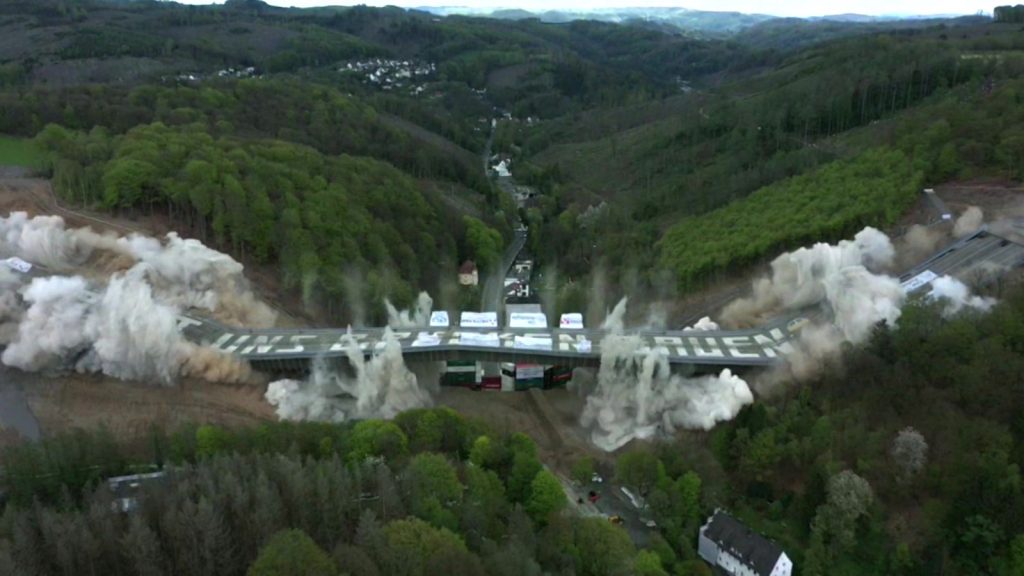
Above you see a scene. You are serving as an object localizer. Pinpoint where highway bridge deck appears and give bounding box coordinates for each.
[168,227,1024,372]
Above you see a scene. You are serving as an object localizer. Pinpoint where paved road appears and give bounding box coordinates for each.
[480,228,527,313]
[563,469,654,547]
[178,312,802,368]
[172,227,1024,372]
[0,367,41,441]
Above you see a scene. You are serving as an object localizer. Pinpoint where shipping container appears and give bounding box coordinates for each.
[501,362,544,391]
[544,366,573,389]
[441,360,479,387]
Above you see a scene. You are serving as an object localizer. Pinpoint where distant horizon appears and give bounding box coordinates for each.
[173,0,991,19]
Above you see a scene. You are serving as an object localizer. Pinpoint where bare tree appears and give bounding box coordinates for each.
[891,427,928,483]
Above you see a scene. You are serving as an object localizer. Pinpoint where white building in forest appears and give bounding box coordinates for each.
[698,510,792,576]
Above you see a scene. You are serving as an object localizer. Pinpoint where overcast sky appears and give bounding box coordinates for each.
[175,0,988,18]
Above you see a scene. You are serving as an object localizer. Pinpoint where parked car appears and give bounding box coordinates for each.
[591,473,603,484]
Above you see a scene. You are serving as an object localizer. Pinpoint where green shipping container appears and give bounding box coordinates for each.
[442,361,478,387]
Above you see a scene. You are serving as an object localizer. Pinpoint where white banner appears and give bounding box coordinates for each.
[559,313,584,329]
[460,312,498,328]
[460,332,500,347]
[514,335,553,350]
[509,312,548,329]
[429,311,450,328]
[901,269,938,293]
[516,365,545,379]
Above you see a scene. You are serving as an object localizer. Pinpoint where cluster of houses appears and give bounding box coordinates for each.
[170,66,260,84]
[217,66,259,78]
[340,59,436,94]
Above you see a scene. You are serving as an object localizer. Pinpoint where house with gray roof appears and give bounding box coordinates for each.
[698,509,792,576]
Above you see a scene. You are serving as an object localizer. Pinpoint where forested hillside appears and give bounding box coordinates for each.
[515,19,1024,292]
[2,0,1007,316]
[0,409,688,576]
[0,0,779,322]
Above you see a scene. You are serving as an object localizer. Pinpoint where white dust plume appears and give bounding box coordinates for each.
[722,227,903,342]
[385,292,433,328]
[0,212,91,270]
[120,233,276,328]
[684,316,720,331]
[581,299,753,451]
[928,275,996,317]
[265,328,431,422]
[601,297,629,333]
[954,206,984,238]
[728,225,1000,387]
[0,212,265,384]
[2,266,253,385]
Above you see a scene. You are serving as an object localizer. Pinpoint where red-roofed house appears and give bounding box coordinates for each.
[459,260,478,286]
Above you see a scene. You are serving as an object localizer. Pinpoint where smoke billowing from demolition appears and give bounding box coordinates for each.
[954,206,984,238]
[581,217,1001,450]
[385,291,433,328]
[265,328,431,422]
[724,221,997,384]
[929,275,996,317]
[600,296,629,332]
[0,212,265,384]
[581,299,754,451]
[722,227,902,340]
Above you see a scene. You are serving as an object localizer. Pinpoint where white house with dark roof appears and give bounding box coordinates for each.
[698,510,792,576]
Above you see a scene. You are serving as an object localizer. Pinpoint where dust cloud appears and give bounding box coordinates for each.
[581,298,754,451]
[0,212,267,385]
[265,328,432,422]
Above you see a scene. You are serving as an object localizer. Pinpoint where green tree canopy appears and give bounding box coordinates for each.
[247,529,336,576]
[349,420,409,463]
[526,469,567,525]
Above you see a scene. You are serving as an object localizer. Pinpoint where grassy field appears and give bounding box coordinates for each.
[0,135,44,169]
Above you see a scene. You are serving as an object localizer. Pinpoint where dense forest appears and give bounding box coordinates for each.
[513,21,1024,292]
[4,1,1017,310]
[0,0,775,322]
[0,409,693,576]
[5,287,1024,574]
[2,2,1024,575]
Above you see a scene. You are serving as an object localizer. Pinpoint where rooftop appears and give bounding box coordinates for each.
[703,510,785,575]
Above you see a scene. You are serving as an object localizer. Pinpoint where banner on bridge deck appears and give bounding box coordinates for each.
[559,313,584,329]
[460,332,500,347]
[509,312,548,329]
[429,311,450,328]
[901,269,938,293]
[460,311,498,328]
[514,335,553,350]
